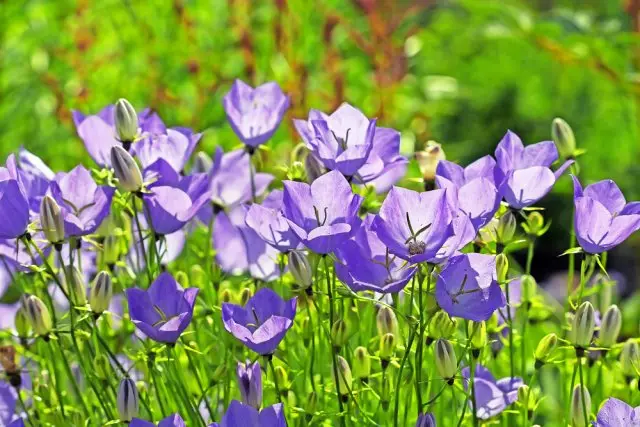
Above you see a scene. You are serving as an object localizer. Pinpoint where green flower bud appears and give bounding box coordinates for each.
[620,339,639,378]
[435,339,457,382]
[239,288,252,306]
[14,306,30,338]
[517,385,536,408]
[520,275,537,303]
[190,265,206,288]
[114,98,138,143]
[415,141,445,182]
[306,391,318,415]
[300,317,312,343]
[289,251,312,290]
[571,302,595,350]
[496,254,509,283]
[336,356,353,397]
[496,212,516,245]
[274,365,290,392]
[551,117,576,159]
[331,320,349,349]
[102,234,121,265]
[570,384,591,427]
[89,271,113,314]
[379,333,396,363]
[111,146,143,192]
[487,312,499,332]
[40,195,65,244]
[469,321,487,350]
[94,354,111,380]
[526,212,545,236]
[534,333,558,365]
[63,266,87,306]
[598,305,621,348]
[117,378,139,421]
[380,375,392,411]
[219,288,232,304]
[353,346,371,381]
[175,271,189,288]
[22,295,52,337]
[376,307,399,338]
[428,311,458,341]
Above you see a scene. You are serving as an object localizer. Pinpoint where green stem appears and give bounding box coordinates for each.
[132,198,152,283]
[393,324,417,427]
[505,281,515,379]
[268,357,283,403]
[578,358,589,427]
[323,256,345,427]
[45,341,66,418]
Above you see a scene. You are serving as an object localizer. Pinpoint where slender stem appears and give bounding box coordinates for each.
[393,324,416,426]
[526,239,535,275]
[55,340,91,419]
[132,198,152,283]
[469,349,479,427]
[182,339,214,419]
[323,256,345,427]
[306,302,317,392]
[149,364,168,417]
[45,340,66,418]
[564,363,578,426]
[268,357,283,403]
[505,282,515,379]
[578,358,589,426]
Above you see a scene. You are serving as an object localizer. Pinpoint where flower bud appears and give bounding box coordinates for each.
[517,385,536,409]
[376,307,399,338]
[353,347,371,381]
[598,305,621,348]
[306,391,318,415]
[40,195,65,244]
[570,384,591,427]
[63,266,87,306]
[620,339,639,378]
[416,413,436,427]
[175,271,189,288]
[289,252,312,290]
[111,146,143,192]
[379,333,396,363]
[14,306,30,338]
[434,339,457,381]
[571,302,595,350]
[534,333,558,365]
[469,321,487,350]
[526,212,545,236]
[114,98,138,143]
[520,275,537,304]
[90,271,113,314]
[219,288,232,304]
[496,253,509,283]
[331,320,349,349]
[94,354,111,380]
[428,311,457,342]
[22,295,52,336]
[551,117,576,159]
[190,265,205,288]
[102,234,121,265]
[274,365,290,392]
[236,360,262,409]
[117,378,139,421]
[192,151,213,174]
[415,141,445,182]
[336,356,352,397]
[496,212,516,245]
[239,288,252,306]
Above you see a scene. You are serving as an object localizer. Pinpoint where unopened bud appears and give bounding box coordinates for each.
[534,333,558,365]
[434,339,457,381]
[415,141,445,182]
[236,360,262,408]
[289,252,312,290]
[111,146,143,192]
[22,295,52,336]
[517,385,536,408]
[117,378,139,421]
[219,288,232,304]
[526,212,545,236]
[102,234,121,265]
[63,266,87,306]
[331,320,349,349]
[496,212,516,245]
[469,321,487,350]
[190,265,205,287]
[274,365,289,392]
[114,98,138,143]
[551,117,576,159]
[90,271,113,314]
[306,391,318,415]
[570,384,591,427]
[520,275,537,304]
[175,271,189,288]
[620,339,640,378]
[379,333,396,362]
[353,347,371,381]
[336,356,352,397]
[94,354,111,380]
[14,306,30,338]
[239,288,252,306]
[40,195,65,244]
[428,311,457,341]
[598,305,621,348]
[496,253,509,283]
[376,307,399,338]
[416,413,436,427]
[572,302,595,350]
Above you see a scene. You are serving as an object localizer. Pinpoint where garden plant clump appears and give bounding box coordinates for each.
[0,80,639,427]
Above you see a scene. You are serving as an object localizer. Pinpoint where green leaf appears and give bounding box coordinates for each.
[0,284,22,304]
[559,247,583,256]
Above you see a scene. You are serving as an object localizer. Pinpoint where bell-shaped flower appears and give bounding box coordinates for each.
[245,190,301,253]
[222,288,296,355]
[0,160,31,239]
[13,148,54,213]
[572,176,640,254]
[494,130,572,209]
[208,401,287,427]
[371,186,455,263]
[132,125,201,173]
[126,272,198,343]
[353,127,408,193]
[223,80,290,148]
[294,103,376,178]
[282,170,363,254]
[237,360,262,409]
[130,414,187,427]
[593,397,640,426]
[435,253,505,322]
[335,214,417,294]
[461,364,523,420]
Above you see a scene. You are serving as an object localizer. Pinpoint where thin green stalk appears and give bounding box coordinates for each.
[149,363,168,417]
[171,347,206,426]
[525,239,534,275]
[521,307,529,378]
[469,348,479,427]
[323,256,345,427]
[393,324,417,427]
[505,282,515,379]
[182,340,214,419]
[54,340,90,419]
[44,341,66,418]
[306,302,317,392]
[578,359,589,427]
[564,363,578,426]
[132,199,152,283]
[268,357,283,403]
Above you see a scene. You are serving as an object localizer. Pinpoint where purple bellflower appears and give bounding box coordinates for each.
[293,103,376,178]
[209,401,287,427]
[13,148,54,213]
[572,176,640,254]
[593,397,640,426]
[353,127,408,193]
[371,186,455,263]
[223,80,290,149]
[126,272,198,343]
[435,253,505,322]
[282,170,362,254]
[416,412,436,427]
[335,214,417,294]
[0,159,31,239]
[0,381,17,426]
[494,130,572,209]
[222,288,296,355]
[428,215,476,265]
[237,360,262,409]
[461,364,523,420]
[130,414,186,427]
[245,190,301,253]
[132,125,201,173]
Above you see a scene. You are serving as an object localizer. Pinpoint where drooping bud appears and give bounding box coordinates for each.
[598,305,621,348]
[289,252,312,290]
[415,141,445,183]
[21,295,52,337]
[192,151,213,174]
[620,339,640,378]
[89,271,113,314]
[353,347,371,381]
[40,195,65,245]
[331,320,349,350]
[551,117,576,159]
[239,288,252,306]
[336,356,353,399]
[570,384,591,427]
[571,302,595,351]
[236,360,262,409]
[416,413,437,427]
[428,311,457,343]
[496,253,509,283]
[496,211,516,246]
[114,98,138,143]
[434,339,457,382]
[117,378,139,421]
[376,307,399,338]
[110,146,143,192]
[189,265,205,288]
[379,333,396,367]
[534,333,558,367]
[63,266,87,306]
[469,321,487,351]
[520,275,537,304]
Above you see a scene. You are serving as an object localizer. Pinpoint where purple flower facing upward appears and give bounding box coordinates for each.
[294,103,376,178]
[335,214,417,294]
[593,397,640,426]
[494,130,573,209]
[245,190,301,253]
[428,215,476,265]
[237,360,262,409]
[435,254,505,322]
[126,272,198,343]
[353,127,408,193]
[222,288,296,355]
[208,401,287,427]
[223,80,290,148]
[572,176,640,254]
[371,186,455,263]
[13,148,54,213]
[461,364,523,420]
[48,165,115,237]
[142,159,211,235]
[132,125,201,173]
[130,413,186,427]
[282,170,363,254]
[436,155,500,231]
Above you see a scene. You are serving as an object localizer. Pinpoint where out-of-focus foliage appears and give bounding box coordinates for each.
[2,0,640,260]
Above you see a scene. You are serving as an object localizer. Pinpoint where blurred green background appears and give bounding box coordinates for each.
[2,0,640,287]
